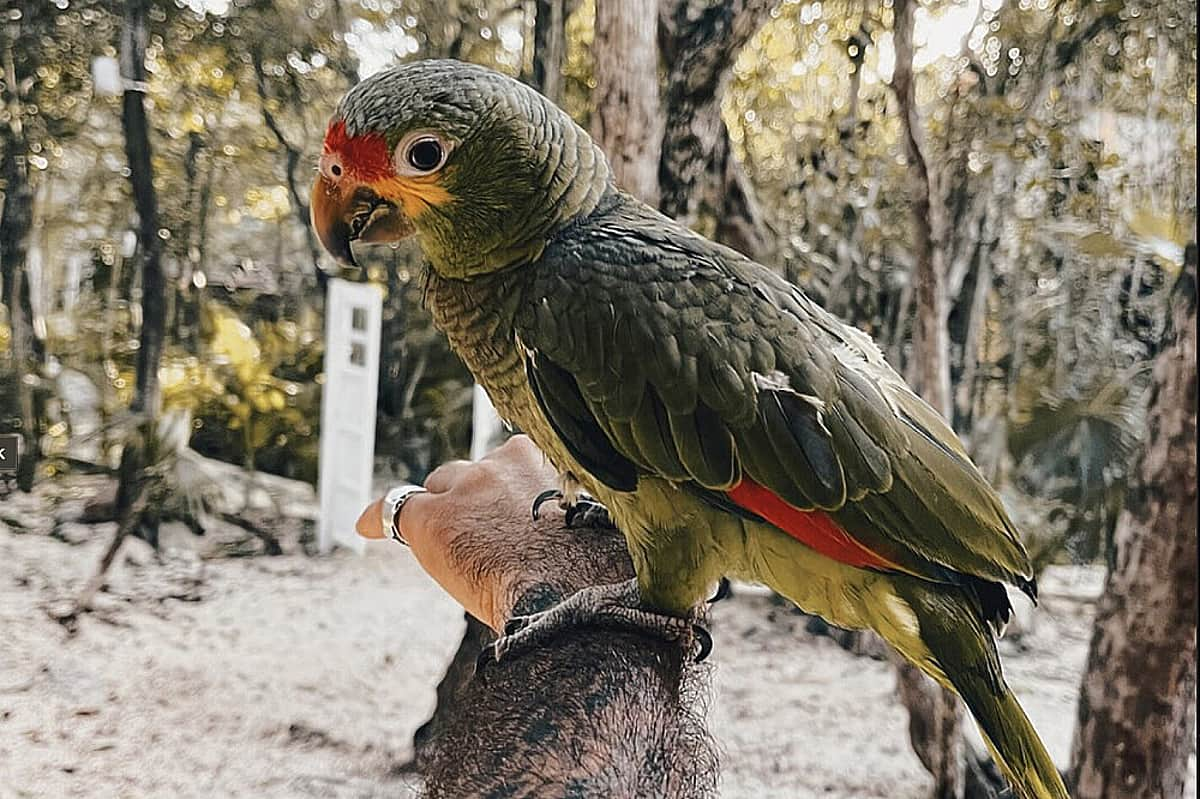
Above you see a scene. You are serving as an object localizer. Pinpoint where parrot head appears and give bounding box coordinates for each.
[312,59,611,278]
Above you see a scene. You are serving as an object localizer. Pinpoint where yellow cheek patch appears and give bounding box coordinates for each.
[373,175,453,218]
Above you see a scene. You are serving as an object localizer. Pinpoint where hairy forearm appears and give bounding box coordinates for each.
[421,616,718,799]
[408,496,717,798]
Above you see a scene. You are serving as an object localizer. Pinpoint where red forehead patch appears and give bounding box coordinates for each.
[324,120,392,182]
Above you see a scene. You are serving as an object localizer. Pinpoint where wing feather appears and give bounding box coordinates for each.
[517,196,1034,594]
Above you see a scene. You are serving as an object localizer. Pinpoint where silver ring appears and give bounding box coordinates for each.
[381,485,427,545]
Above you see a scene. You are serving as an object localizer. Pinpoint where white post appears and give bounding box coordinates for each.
[317,279,382,554]
[469,384,507,461]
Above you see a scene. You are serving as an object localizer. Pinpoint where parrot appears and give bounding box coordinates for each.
[311,59,1069,799]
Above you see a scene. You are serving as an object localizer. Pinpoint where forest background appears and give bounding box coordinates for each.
[0,0,1195,797]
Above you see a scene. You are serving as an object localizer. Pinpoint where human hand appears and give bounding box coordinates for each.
[356,435,632,631]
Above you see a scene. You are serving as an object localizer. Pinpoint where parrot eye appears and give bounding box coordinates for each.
[406,138,445,171]
[394,132,452,176]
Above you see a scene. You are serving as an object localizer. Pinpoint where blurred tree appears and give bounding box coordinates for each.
[1069,243,1197,799]
[107,0,168,560]
[889,2,963,795]
[591,0,660,202]
[250,43,327,292]
[122,0,166,418]
[530,0,574,103]
[0,2,49,491]
[891,0,949,415]
[658,0,772,258]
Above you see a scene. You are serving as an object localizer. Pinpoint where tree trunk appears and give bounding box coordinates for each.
[62,0,169,614]
[590,0,661,205]
[1,24,44,492]
[711,129,768,258]
[657,0,772,259]
[121,0,165,417]
[111,0,165,554]
[0,146,33,324]
[1068,243,1198,799]
[172,131,205,349]
[892,0,950,416]
[531,0,568,105]
[890,1,965,796]
[3,251,41,493]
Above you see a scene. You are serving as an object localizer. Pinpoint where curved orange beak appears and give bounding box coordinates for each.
[310,174,415,267]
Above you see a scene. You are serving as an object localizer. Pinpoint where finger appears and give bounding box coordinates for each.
[356,498,386,539]
[393,490,435,547]
[423,459,473,494]
[398,491,487,616]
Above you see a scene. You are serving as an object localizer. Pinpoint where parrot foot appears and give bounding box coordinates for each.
[530,489,615,530]
[481,578,712,665]
[565,498,614,529]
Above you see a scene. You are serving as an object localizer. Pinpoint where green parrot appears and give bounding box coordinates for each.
[312,60,1069,799]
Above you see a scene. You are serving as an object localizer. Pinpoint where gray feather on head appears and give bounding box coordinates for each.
[337,60,568,147]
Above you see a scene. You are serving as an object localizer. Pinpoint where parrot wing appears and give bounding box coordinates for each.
[515,201,1035,599]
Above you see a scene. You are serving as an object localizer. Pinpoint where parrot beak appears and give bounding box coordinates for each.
[310,174,414,267]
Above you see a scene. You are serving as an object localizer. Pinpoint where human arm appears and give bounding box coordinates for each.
[357,436,717,798]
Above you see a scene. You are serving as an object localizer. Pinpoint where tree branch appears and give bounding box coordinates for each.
[250,45,325,287]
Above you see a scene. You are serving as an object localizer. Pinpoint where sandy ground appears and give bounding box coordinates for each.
[0,496,1195,799]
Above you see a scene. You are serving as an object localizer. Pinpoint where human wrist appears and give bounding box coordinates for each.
[507,582,566,620]
[497,564,626,631]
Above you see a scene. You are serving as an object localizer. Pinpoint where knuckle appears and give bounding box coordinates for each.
[510,435,537,454]
[460,460,500,489]
[498,435,539,466]
[425,459,469,489]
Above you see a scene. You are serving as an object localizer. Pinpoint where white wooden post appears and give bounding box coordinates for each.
[317,279,382,554]
[469,383,507,461]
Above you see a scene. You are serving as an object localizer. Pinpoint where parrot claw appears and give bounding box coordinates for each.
[502,616,527,637]
[530,489,616,530]
[707,577,732,604]
[531,488,562,520]
[480,578,712,666]
[692,623,713,663]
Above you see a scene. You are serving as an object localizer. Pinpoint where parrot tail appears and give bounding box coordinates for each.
[893,581,1071,799]
[962,676,1071,799]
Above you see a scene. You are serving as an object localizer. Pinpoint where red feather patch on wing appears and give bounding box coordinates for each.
[727,478,899,571]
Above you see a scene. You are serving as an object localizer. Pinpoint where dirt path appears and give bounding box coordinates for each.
[1,518,1194,798]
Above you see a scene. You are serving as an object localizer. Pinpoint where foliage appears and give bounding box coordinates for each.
[180,303,324,482]
[1,0,1195,565]
[720,0,1195,560]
